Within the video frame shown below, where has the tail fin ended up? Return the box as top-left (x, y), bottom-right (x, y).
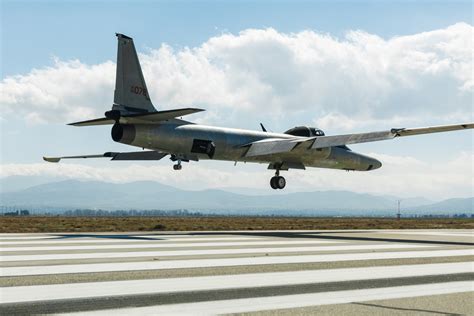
top-left (67, 34), bottom-right (205, 127)
top-left (113, 33), bottom-right (157, 114)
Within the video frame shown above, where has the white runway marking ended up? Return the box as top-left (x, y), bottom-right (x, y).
top-left (1, 239), bottom-right (341, 252)
top-left (392, 232), bottom-right (474, 237)
top-left (1, 230), bottom-right (471, 314)
top-left (132, 234), bottom-right (248, 239)
top-left (0, 236), bottom-right (62, 240)
top-left (303, 230), bottom-right (474, 237)
top-left (0, 236), bottom-right (262, 245)
top-left (63, 281), bottom-right (474, 315)
top-left (0, 233), bottom-right (50, 237)
top-left (0, 244), bottom-right (433, 262)
top-left (2, 262), bottom-right (472, 304)
top-left (2, 249), bottom-right (472, 277)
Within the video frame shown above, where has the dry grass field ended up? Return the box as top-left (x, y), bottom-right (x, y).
top-left (0, 216), bottom-right (473, 233)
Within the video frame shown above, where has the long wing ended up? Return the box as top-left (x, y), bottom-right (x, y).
top-left (43, 151), bottom-right (168, 163)
top-left (244, 122), bottom-right (473, 157)
top-left (311, 122), bottom-right (473, 149)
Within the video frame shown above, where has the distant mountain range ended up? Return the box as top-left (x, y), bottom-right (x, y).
top-left (0, 176), bottom-right (472, 216)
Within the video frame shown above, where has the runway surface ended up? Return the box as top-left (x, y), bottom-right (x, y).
top-left (0, 230), bottom-right (473, 315)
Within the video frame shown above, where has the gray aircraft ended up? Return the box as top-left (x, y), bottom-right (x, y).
top-left (44, 34), bottom-right (474, 189)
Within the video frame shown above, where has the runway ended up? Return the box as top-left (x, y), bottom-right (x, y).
top-left (1, 230), bottom-right (473, 315)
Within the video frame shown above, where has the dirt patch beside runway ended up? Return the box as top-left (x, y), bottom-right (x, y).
top-left (1, 216), bottom-right (473, 233)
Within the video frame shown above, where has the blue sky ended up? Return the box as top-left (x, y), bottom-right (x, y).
top-left (1, 0), bottom-right (473, 199)
top-left (2, 0), bottom-right (472, 76)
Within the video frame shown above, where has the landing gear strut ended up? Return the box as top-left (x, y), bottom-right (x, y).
top-left (270, 169), bottom-right (286, 190)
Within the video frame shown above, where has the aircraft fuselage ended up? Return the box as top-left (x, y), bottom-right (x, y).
top-left (112, 120), bottom-right (382, 172)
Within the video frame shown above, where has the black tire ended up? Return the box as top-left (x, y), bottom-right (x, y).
top-left (270, 177), bottom-right (278, 189)
top-left (276, 176), bottom-right (286, 189)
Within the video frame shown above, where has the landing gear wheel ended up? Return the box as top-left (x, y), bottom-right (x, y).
top-left (276, 176), bottom-right (286, 189)
top-left (173, 163), bottom-right (182, 170)
top-left (270, 177), bottom-right (278, 189)
top-left (270, 176), bottom-right (286, 189)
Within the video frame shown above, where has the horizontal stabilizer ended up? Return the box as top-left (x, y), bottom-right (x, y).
top-left (68, 117), bottom-right (115, 127)
top-left (123, 108), bottom-right (205, 123)
top-left (68, 108), bottom-right (204, 126)
top-left (43, 151), bottom-right (167, 163)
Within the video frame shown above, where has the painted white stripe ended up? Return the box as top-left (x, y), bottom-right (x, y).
top-left (0, 236), bottom-right (262, 245)
top-left (61, 281), bottom-right (474, 315)
top-left (392, 232), bottom-right (474, 237)
top-left (0, 234), bottom-right (50, 237)
top-left (132, 235), bottom-right (249, 239)
top-left (0, 244), bottom-right (433, 262)
top-left (0, 236), bottom-right (61, 240)
top-left (2, 249), bottom-right (472, 277)
top-left (1, 262), bottom-right (471, 304)
top-left (0, 240), bottom-right (341, 252)
top-left (302, 230), bottom-right (474, 236)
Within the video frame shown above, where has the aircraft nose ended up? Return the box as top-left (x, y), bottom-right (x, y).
top-left (372, 159), bottom-right (382, 170)
top-left (365, 157), bottom-right (382, 171)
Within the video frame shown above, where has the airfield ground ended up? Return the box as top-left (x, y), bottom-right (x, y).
top-left (0, 229), bottom-right (472, 314)
top-left (0, 216), bottom-right (473, 233)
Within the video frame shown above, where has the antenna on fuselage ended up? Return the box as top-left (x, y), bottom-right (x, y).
top-left (260, 123), bottom-right (267, 132)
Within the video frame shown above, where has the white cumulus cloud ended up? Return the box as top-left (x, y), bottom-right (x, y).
top-left (1, 23), bottom-right (472, 128)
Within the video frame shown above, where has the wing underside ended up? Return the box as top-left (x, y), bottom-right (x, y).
top-left (44, 151), bottom-right (168, 163)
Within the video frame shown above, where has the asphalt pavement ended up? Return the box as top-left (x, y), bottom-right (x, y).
top-left (0, 229), bottom-right (472, 315)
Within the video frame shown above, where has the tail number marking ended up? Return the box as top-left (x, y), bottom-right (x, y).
top-left (130, 86), bottom-right (148, 98)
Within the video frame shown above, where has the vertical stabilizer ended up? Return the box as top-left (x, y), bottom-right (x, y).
top-left (113, 33), bottom-right (156, 114)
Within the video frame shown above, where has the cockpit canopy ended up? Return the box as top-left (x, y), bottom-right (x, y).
top-left (284, 126), bottom-right (325, 137)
